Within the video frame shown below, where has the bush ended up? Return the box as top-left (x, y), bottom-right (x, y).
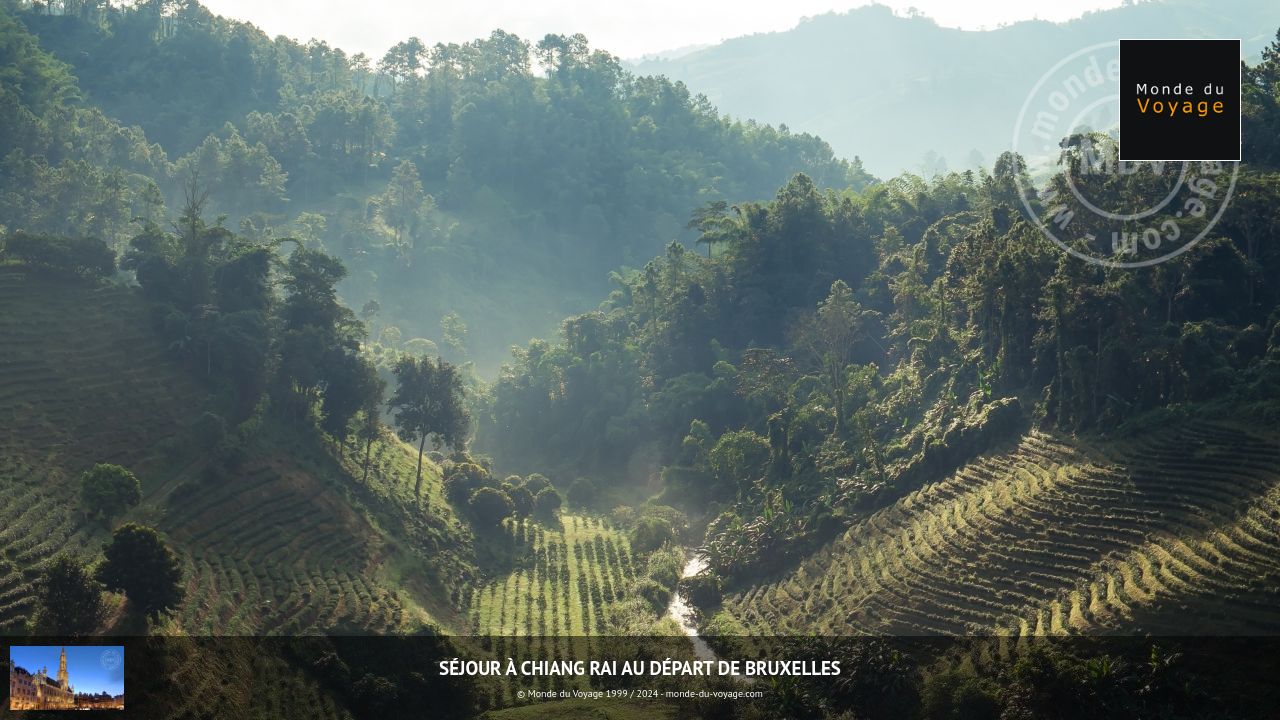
top-left (630, 516), bottom-right (675, 554)
top-left (568, 477), bottom-right (598, 507)
top-left (638, 504), bottom-right (688, 539)
top-left (444, 462), bottom-right (491, 503)
top-left (680, 572), bottom-right (722, 609)
top-left (634, 577), bottom-right (672, 612)
top-left (646, 547), bottom-right (685, 590)
top-left (80, 463), bottom-right (142, 521)
top-left (610, 505), bottom-right (637, 528)
top-left (534, 487), bottom-right (562, 516)
top-left (508, 485), bottom-right (535, 517)
top-left (523, 473), bottom-right (552, 495)
top-left (2, 232), bottom-right (115, 279)
top-left (468, 487), bottom-right (514, 527)
top-left (193, 411), bottom-right (227, 451)
top-left (920, 670), bottom-right (1000, 720)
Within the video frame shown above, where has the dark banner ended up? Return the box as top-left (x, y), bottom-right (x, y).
top-left (5, 635), bottom-right (1280, 719)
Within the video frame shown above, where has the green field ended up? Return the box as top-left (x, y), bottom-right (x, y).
top-left (0, 267), bottom-right (205, 630)
top-left (468, 514), bottom-right (637, 637)
top-left (0, 268), bottom-right (472, 636)
top-left (723, 424), bottom-right (1280, 636)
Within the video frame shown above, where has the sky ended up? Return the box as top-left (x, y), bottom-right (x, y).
top-left (197, 0), bottom-right (1124, 61)
top-left (9, 646), bottom-right (125, 696)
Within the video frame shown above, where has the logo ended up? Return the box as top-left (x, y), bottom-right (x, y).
top-left (100, 648), bottom-right (122, 671)
top-left (1011, 41), bottom-right (1239, 268)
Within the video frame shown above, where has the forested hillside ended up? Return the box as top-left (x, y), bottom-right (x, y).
top-left (1, 0), bottom-right (867, 369)
top-left (4, 1), bottom-right (1280, 717)
top-left (481, 31), bottom-right (1280, 600)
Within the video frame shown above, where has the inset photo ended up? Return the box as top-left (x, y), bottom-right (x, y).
top-left (8, 646), bottom-right (124, 711)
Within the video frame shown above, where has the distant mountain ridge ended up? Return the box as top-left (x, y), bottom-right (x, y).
top-left (632, 0), bottom-right (1278, 177)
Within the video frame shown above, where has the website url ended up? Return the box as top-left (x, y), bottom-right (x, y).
top-left (663, 690), bottom-right (764, 700)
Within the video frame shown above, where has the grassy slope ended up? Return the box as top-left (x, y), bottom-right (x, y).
top-left (722, 423), bottom-right (1280, 636)
top-left (0, 266), bottom-right (471, 636)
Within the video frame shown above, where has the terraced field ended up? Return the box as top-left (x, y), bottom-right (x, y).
top-left (724, 422), bottom-right (1280, 636)
top-left (462, 514), bottom-right (640, 707)
top-left (0, 268), bottom-right (445, 635)
top-left (0, 267), bottom-right (204, 631)
top-left (128, 637), bottom-right (355, 720)
top-left (467, 514), bottom-right (637, 638)
top-left (164, 456), bottom-right (414, 635)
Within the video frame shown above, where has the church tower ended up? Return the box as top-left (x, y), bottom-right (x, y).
top-left (57, 647), bottom-right (68, 690)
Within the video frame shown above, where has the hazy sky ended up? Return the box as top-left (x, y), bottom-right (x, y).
top-left (198, 0), bottom-right (1123, 61)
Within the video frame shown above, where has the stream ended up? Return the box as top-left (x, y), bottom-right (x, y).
top-left (665, 550), bottom-right (717, 661)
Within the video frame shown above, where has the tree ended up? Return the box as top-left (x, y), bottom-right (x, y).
top-left (96, 523), bottom-right (184, 618)
top-left (444, 462), bottom-right (490, 503)
top-left (319, 353), bottom-right (381, 452)
top-left (523, 473), bottom-right (551, 495)
top-left (687, 200), bottom-right (741, 257)
top-left (79, 463), bottom-right (141, 521)
top-left (567, 477), bottom-right (598, 507)
top-left (389, 355), bottom-right (471, 499)
top-left (35, 554), bottom-right (104, 637)
top-left (379, 36), bottom-right (426, 81)
top-left (507, 485), bottom-right (535, 517)
top-left (2, 232), bottom-right (115, 279)
top-left (707, 430), bottom-right (771, 496)
top-left (440, 311), bottom-right (468, 358)
top-left (793, 280), bottom-right (870, 436)
top-left (357, 373), bottom-right (388, 483)
top-left (468, 487), bottom-right (514, 527)
top-left (381, 159), bottom-right (430, 252)
top-left (534, 487), bottom-right (562, 517)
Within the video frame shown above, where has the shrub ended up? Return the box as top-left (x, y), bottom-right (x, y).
top-left (523, 473), bottom-right (552, 495)
top-left (568, 477), bottom-right (598, 507)
top-left (708, 429), bottom-right (771, 491)
top-left (534, 487), bottom-right (562, 516)
top-left (508, 485), bottom-right (535, 517)
top-left (192, 411), bottom-right (227, 451)
top-left (646, 547), bottom-right (685, 590)
top-left (630, 516), bottom-right (675, 554)
top-left (634, 578), bottom-right (672, 613)
top-left (2, 232), bottom-right (115, 279)
top-left (611, 505), bottom-right (637, 528)
top-left (680, 572), bottom-right (722, 609)
top-left (445, 462), bottom-right (491, 503)
top-left (468, 487), bottom-right (514, 527)
top-left (638, 504), bottom-right (689, 539)
top-left (920, 670), bottom-right (1000, 720)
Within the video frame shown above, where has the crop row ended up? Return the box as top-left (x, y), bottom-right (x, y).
top-left (725, 423), bottom-right (1280, 636)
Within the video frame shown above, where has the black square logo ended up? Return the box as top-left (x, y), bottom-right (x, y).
top-left (1119, 39), bottom-right (1240, 161)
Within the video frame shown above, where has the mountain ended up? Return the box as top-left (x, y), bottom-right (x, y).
top-left (8, 3), bottom-right (867, 372)
top-left (631, 0), bottom-right (1279, 177)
